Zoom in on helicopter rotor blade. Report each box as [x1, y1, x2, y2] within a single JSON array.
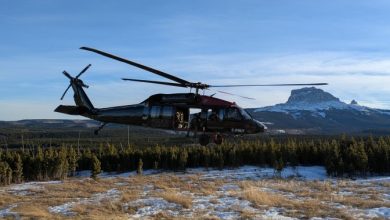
[[122, 78, 188, 88], [208, 89, 256, 100], [209, 83, 328, 88], [63, 71, 73, 80], [80, 47, 190, 85], [76, 64, 91, 79], [216, 90, 256, 100], [60, 84, 72, 100]]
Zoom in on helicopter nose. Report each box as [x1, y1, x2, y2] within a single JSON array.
[[254, 120, 267, 133]]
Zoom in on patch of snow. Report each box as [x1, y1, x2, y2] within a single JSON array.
[[48, 188, 120, 216], [114, 182, 129, 186], [0, 204, 19, 219], [220, 184, 240, 191], [313, 111, 326, 118], [126, 197, 182, 218], [366, 207, 390, 218], [335, 191, 354, 196], [383, 193, 390, 202], [254, 99, 384, 117], [261, 207, 297, 220], [48, 202, 76, 216], [188, 166, 327, 181], [75, 169, 161, 178], [140, 184, 155, 196], [192, 195, 217, 211], [255, 100, 350, 113], [376, 109, 390, 116], [291, 111, 302, 119], [356, 176, 390, 182], [7, 181, 61, 196]]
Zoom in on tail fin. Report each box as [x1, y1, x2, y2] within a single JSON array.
[[72, 82, 94, 110], [59, 64, 95, 111]]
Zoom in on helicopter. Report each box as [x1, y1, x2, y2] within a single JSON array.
[[55, 47, 327, 146]]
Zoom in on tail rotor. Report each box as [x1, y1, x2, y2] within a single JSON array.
[[60, 64, 91, 100]]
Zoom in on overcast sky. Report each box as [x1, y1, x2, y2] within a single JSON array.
[[2, 0, 390, 120]]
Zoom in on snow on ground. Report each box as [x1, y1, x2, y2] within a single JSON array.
[[187, 166, 327, 181], [366, 207, 390, 218], [75, 169, 160, 178], [261, 208, 296, 220], [48, 188, 121, 216], [126, 197, 182, 218], [0, 204, 19, 219], [1, 166, 389, 219], [6, 180, 62, 196]]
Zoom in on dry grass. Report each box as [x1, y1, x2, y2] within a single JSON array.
[[333, 195, 390, 209], [14, 204, 55, 219], [0, 171, 388, 219], [158, 189, 193, 209], [71, 200, 128, 220], [0, 193, 20, 207], [237, 180, 355, 219], [240, 186, 289, 207]]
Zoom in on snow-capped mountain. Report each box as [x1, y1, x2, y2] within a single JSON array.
[[248, 87, 390, 134]]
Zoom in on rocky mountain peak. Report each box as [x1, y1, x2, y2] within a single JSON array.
[[286, 87, 340, 104], [350, 100, 358, 105]]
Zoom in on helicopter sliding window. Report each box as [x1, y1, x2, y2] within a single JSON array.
[[142, 106, 149, 120], [162, 106, 174, 118], [218, 109, 225, 121], [150, 106, 161, 119], [207, 109, 219, 121]]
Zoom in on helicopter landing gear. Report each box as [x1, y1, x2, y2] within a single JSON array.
[[199, 134, 210, 146], [213, 133, 223, 145], [94, 122, 107, 135]]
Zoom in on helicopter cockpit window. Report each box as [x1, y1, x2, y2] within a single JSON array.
[[240, 108, 252, 120], [226, 107, 242, 120]]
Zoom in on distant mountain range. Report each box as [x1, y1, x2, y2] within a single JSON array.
[[0, 119, 100, 129], [248, 87, 390, 134]]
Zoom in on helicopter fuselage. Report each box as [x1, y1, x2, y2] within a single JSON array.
[[73, 93, 266, 134]]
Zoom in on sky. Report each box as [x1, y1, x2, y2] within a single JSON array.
[[2, 0, 390, 120]]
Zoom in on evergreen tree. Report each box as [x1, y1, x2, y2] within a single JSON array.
[[178, 150, 188, 171], [0, 161, 12, 185], [68, 147, 78, 176], [137, 158, 143, 175], [12, 153, 23, 183], [91, 154, 101, 180]]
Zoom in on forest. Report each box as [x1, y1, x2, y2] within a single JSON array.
[[0, 135, 389, 185]]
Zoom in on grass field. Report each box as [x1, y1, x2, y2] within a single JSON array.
[[0, 166, 389, 219]]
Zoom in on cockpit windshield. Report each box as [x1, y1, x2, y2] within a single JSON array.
[[239, 108, 252, 120]]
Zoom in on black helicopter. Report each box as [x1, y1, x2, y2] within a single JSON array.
[[55, 47, 327, 146]]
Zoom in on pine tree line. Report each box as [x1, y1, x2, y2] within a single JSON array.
[[0, 135, 389, 185]]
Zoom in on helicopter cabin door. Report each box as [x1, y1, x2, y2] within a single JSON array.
[[174, 107, 189, 130], [204, 108, 225, 131]]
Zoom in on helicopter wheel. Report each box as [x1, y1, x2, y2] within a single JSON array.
[[213, 133, 223, 145], [199, 134, 210, 146]]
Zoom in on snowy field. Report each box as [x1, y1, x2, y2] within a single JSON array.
[[0, 166, 389, 219]]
